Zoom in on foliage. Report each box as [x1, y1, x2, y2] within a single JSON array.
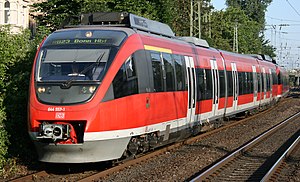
[[32, 0, 83, 30], [226, 0, 272, 26], [169, 0, 190, 36], [209, 3, 274, 55], [209, 7, 261, 53], [262, 40, 276, 58], [81, 0, 112, 13], [0, 26, 48, 170], [0, 104, 8, 169], [107, 0, 159, 20]]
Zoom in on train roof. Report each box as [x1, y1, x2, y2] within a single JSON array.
[[54, 26, 137, 36], [62, 12, 212, 49], [60, 12, 277, 63], [78, 12, 176, 38], [177, 37, 210, 48], [247, 54, 277, 64], [219, 49, 256, 60]]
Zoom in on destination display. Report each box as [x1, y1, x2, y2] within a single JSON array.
[[50, 38, 111, 45], [43, 30, 127, 47]]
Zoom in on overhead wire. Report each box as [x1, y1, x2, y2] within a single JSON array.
[[266, 15, 300, 23], [286, 0, 300, 17]]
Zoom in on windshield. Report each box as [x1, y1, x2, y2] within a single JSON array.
[[37, 48, 109, 81], [35, 29, 127, 82]]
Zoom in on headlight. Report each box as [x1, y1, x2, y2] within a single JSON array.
[[81, 86, 97, 94], [37, 86, 51, 94], [37, 87, 46, 93], [89, 86, 97, 93], [81, 86, 88, 94]]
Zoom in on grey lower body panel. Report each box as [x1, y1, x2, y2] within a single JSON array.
[[34, 137, 131, 163]]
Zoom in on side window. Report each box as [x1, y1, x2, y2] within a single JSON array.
[[244, 72, 249, 94], [238, 72, 243, 95], [219, 70, 226, 98], [113, 56, 138, 99], [262, 73, 266, 92], [162, 53, 175, 91], [278, 72, 282, 84], [266, 73, 270, 91], [257, 72, 261, 92], [245, 72, 249, 94], [151, 51, 164, 92], [174, 54, 186, 91], [227, 71, 233, 97], [125, 57, 136, 78], [272, 70, 278, 85], [206, 69, 213, 99], [249, 72, 253, 93], [196, 68, 205, 101]]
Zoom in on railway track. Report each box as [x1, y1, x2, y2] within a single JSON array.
[[262, 133, 300, 181], [9, 100, 287, 182], [10, 171, 49, 182], [190, 111, 300, 182]]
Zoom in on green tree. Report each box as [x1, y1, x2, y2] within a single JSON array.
[[0, 25, 47, 171], [107, 0, 159, 20], [81, 0, 112, 13], [222, 0, 275, 56], [169, 0, 190, 36], [32, 0, 83, 30], [210, 7, 262, 53], [261, 40, 276, 57], [226, 0, 272, 26]]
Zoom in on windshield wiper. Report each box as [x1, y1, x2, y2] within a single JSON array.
[[60, 52, 105, 89]]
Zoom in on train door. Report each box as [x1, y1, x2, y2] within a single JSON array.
[[185, 56, 197, 124], [252, 65, 259, 106], [231, 63, 238, 111], [210, 59, 219, 117]]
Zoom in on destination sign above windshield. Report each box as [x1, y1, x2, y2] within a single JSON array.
[[51, 38, 110, 45], [43, 30, 127, 47]]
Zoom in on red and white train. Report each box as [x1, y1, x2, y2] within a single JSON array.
[[28, 13, 289, 163]]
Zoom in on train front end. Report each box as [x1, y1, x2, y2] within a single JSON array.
[[28, 28, 132, 163]]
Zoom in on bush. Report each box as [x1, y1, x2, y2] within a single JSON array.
[[0, 26, 48, 169], [0, 106, 8, 169]]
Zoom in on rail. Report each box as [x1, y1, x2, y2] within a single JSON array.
[[261, 135, 300, 181], [190, 111, 300, 182]]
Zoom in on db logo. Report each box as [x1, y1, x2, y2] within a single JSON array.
[[55, 112, 65, 119]]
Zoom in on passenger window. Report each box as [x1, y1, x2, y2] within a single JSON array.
[[173, 54, 186, 91], [113, 56, 138, 99], [219, 70, 226, 98], [238, 72, 243, 95], [257, 73, 261, 92], [266, 74, 270, 91], [262, 73, 265, 92], [196, 68, 206, 101], [162, 53, 175, 91], [151, 51, 164, 92], [249, 72, 253, 93], [278, 72, 281, 84], [206, 69, 213, 99], [227, 71, 233, 97]]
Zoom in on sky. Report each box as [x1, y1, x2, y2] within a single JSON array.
[[212, 0, 300, 69]]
